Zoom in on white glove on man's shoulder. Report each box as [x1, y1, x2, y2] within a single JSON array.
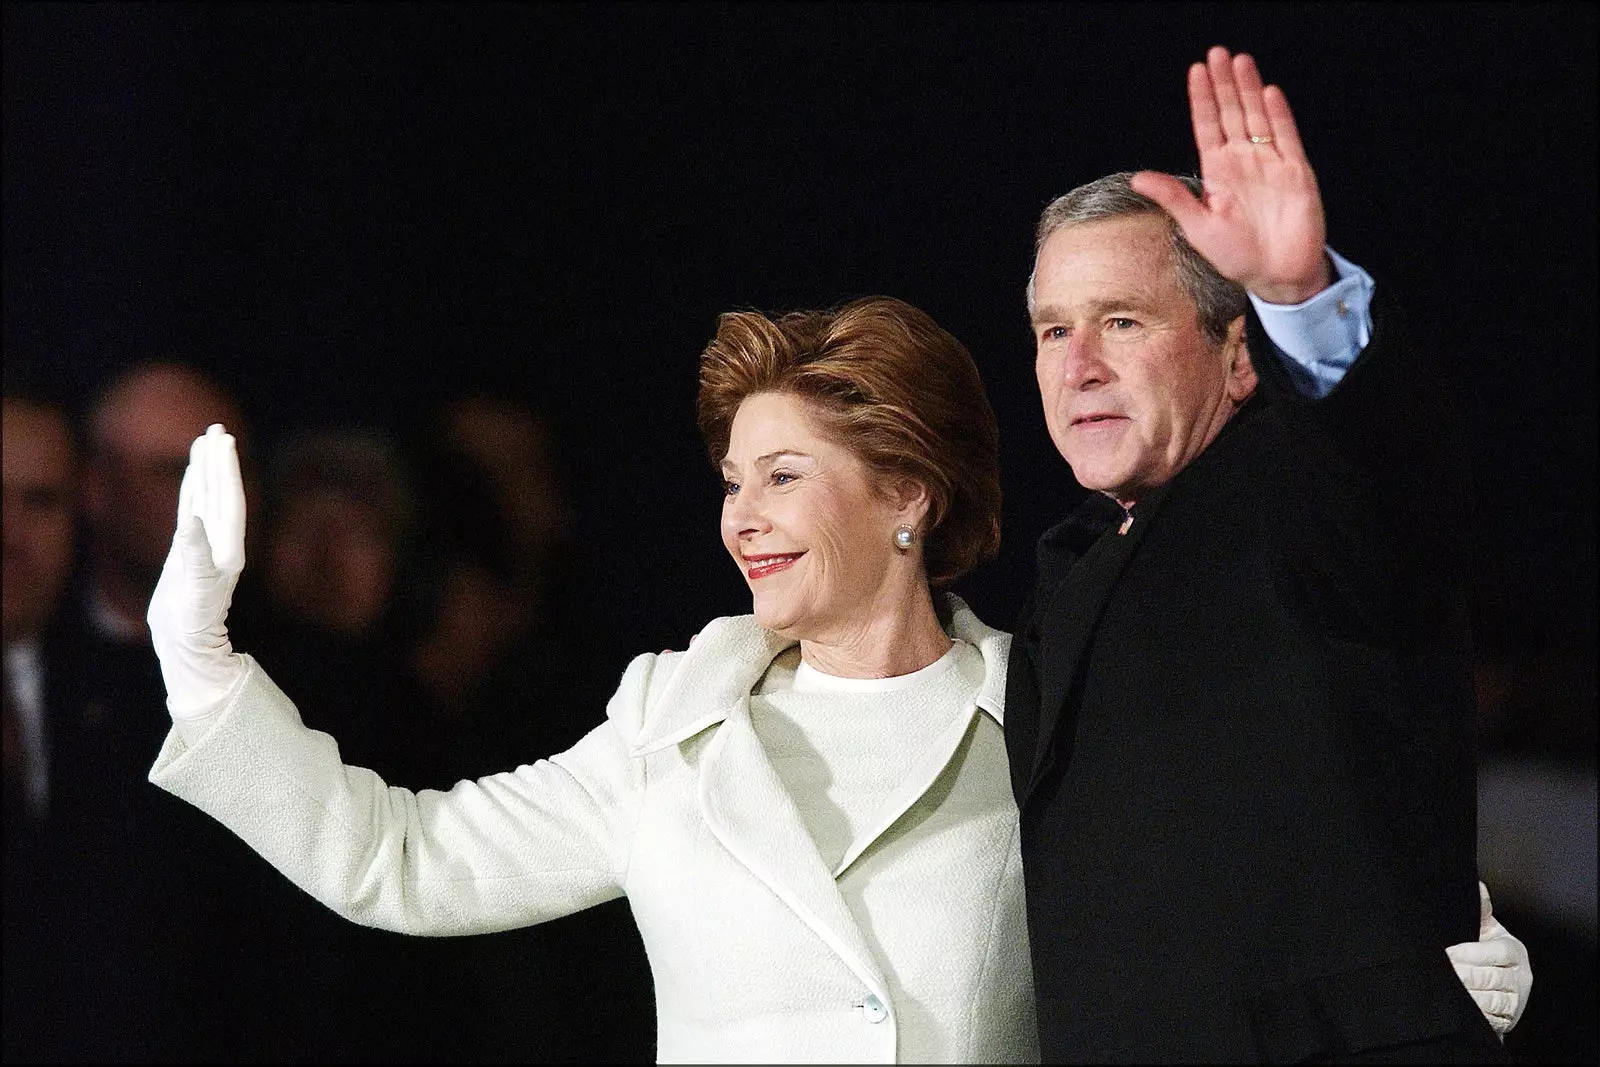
[[147, 424, 248, 726], [1447, 881, 1532, 1038]]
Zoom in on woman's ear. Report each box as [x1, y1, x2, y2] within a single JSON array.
[[892, 478, 932, 527]]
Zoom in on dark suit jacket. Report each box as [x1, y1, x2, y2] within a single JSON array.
[[1007, 288, 1503, 1062]]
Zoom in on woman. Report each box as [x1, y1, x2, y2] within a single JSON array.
[[145, 297, 1526, 1063]]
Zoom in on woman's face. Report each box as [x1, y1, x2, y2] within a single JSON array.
[[720, 392, 922, 642]]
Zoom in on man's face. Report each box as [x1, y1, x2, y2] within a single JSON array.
[[3, 401, 77, 641], [84, 369, 241, 584], [1031, 214, 1253, 506]]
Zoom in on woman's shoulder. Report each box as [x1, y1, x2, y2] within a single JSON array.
[[604, 614, 793, 742]]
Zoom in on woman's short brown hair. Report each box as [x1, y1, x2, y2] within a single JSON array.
[[697, 295, 1000, 587]]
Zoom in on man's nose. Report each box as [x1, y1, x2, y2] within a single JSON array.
[[1060, 332, 1110, 389]]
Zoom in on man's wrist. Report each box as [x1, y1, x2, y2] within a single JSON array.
[[1248, 255, 1337, 308], [1250, 254, 1335, 307]]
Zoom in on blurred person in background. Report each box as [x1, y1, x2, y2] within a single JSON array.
[[81, 361, 253, 644], [3, 366, 82, 1061], [255, 426, 428, 776], [247, 417, 652, 1062], [3, 372, 79, 824], [406, 385, 616, 774], [38, 358, 285, 1061], [404, 390, 657, 1061]]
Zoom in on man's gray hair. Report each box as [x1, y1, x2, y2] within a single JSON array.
[[1025, 172, 1248, 345]]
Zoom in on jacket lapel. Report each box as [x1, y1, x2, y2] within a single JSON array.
[[625, 597, 1007, 1002], [832, 599, 1010, 877], [699, 696, 891, 1004], [832, 706, 981, 878], [1024, 490, 1162, 802]]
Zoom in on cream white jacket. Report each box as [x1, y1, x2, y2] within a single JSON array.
[[149, 597, 1036, 1064]]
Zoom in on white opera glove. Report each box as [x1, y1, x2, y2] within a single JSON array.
[[147, 424, 248, 722], [1446, 881, 1531, 1038]]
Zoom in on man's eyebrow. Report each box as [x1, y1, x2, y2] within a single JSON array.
[[1031, 297, 1155, 326], [1030, 304, 1072, 325]]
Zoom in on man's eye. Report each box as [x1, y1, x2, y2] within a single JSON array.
[[1108, 317, 1137, 330], [1042, 325, 1069, 341]]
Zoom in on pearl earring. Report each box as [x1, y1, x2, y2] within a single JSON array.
[[894, 525, 915, 550]]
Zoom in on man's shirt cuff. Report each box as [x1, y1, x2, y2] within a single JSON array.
[[1247, 247, 1375, 398]]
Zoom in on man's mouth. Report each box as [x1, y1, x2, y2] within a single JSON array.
[[1071, 413, 1127, 427], [744, 552, 804, 579]]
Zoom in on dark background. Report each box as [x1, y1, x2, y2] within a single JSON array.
[[5, 1, 1595, 1061]]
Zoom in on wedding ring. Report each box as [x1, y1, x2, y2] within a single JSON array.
[[1249, 134, 1274, 145]]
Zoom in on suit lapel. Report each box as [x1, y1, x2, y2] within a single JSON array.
[[1024, 490, 1164, 803], [699, 696, 890, 1004]]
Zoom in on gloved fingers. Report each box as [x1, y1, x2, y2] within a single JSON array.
[[201, 424, 246, 574], [1477, 880, 1493, 924], [1452, 959, 1521, 993], [191, 431, 212, 527], [177, 441, 198, 528], [1467, 988, 1517, 1031], [1446, 937, 1519, 968], [176, 513, 219, 577]]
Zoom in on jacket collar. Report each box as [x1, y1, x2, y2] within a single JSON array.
[[629, 593, 1009, 758]]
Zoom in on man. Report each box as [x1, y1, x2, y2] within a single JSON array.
[[81, 361, 250, 642], [1006, 48, 1510, 1061], [40, 359, 281, 1061], [3, 379, 79, 825], [3, 375, 81, 1062]]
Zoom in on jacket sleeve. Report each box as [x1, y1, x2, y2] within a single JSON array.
[[1250, 282, 1474, 648], [148, 651, 661, 936]]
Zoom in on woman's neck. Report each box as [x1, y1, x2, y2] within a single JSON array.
[[797, 585, 951, 679]]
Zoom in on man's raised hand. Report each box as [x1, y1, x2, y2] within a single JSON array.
[[1130, 47, 1331, 305]]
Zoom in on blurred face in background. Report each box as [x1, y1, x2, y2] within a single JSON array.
[[719, 391, 927, 646], [441, 395, 574, 579], [266, 489, 396, 639], [83, 365, 244, 590], [2, 400, 77, 642]]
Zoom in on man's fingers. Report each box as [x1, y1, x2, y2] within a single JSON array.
[[1187, 61, 1225, 154], [1205, 45, 1248, 142], [1130, 171, 1207, 230], [1261, 84, 1305, 159], [1231, 52, 1273, 143]]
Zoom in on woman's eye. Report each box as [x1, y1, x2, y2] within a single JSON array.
[[722, 480, 740, 496], [772, 471, 796, 486]]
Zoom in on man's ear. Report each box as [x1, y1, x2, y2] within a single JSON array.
[[1223, 315, 1258, 405]]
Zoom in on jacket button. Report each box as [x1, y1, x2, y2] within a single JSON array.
[[860, 994, 887, 1024]]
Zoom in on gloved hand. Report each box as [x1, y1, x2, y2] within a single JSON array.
[[1446, 881, 1531, 1038], [147, 423, 248, 721]]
